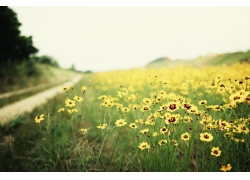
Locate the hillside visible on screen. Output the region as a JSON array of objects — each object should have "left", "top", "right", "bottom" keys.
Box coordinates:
[
  {"left": 146, "top": 49, "right": 250, "bottom": 68},
  {"left": 0, "top": 62, "right": 81, "bottom": 93}
]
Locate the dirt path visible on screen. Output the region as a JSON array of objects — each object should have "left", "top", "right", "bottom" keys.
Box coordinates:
[
  {"left": 0, "top": 75, "right": 82, "bottom": 125},
  {"left": 0, "top": 78, "right": 69, "bottom": 99}
]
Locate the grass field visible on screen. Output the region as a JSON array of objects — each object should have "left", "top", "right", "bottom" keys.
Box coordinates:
[
  {"left": 1, "top": 61, "right": 250, "bottom": 172},
  {"left": 0, "top": 63, "right": 81, "bottom": 108}
]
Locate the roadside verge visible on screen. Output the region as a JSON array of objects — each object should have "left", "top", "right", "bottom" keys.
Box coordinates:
[{"left": 0, "top": 75, "right": 82, "bottom": 125}]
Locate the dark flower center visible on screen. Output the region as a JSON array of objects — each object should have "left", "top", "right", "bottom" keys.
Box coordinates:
[
  {"left": 234, "top": 96, "right": 240, "bottom": 101},
  {"left": 169, "top": 104, "right": 176, "bottom": 110},
  {"left": 204, "top": 134, "right": 209, "bottom": 139},
  {"left": 168, "top": 117, "right": 176, "bottom": 123},
  {"left": 184, "top": 104, "right": 191, "bottom": 110}
]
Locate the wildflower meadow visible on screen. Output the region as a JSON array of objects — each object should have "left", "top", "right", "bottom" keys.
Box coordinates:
[{"left": 34, "top": 62, "right": 250, "bottom": 172}]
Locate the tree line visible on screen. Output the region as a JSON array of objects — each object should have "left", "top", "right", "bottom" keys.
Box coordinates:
[{"left": 0, "top": 6, "right": 58, "bottom": 67}]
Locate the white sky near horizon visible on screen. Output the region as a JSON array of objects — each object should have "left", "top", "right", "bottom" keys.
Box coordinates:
[{"left": 8, "top": 1, "right": 250, "bottom": 72}]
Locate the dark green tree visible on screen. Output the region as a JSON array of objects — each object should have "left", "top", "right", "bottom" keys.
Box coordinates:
[
  {"left": 33, "top": 55, "right": 59, "bottom": 67},
  {"left": 0, "top": 6, "right": 38, "bottom": 65}
]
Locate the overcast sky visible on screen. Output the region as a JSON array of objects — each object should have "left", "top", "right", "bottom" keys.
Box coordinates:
[{"left": 10, "top": 4, "right": 250, "bottom": 72}]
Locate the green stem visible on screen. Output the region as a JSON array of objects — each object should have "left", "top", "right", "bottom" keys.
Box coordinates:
[{"left": 103, "top": 128, "right": 122, "bottom": 171}]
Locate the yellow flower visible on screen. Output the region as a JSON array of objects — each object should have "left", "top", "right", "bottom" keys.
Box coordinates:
[
  {"left": 145, "top": 119, "right": 155, "bottom": 126},
  {"left": 171, "top": 140, "right": 178, "bottom": 146},
  {"left": 65, "top": 98, "right": 76, "bottom": 107},
  {"left": 232, "top": 125, "right": 242, "bottom": 133},
  {"left": 246, "top": 96, "right": 250, "bottom": 105},
  {"left": 211, "top": 147, "right": 222, "bottom": 157},
  {"left": 200, "top": 119, "right": 210, "bottom": 126},
  {"left": 131, "top": 104, "right": 139, "bottom": 111},
  {"left": 58, "top": 108, "right": 65, "bottom": 112},
  {"left": 166, "top": 102, "right": 179, "bottom": 112},
  {"left": 117, "top": 91, "right": 127, "bottom": 98},
  {"left": 224, "top": 132, "right": 232, "bottom": 139},
  {"left": 138, "top": 142, "right": 150, "bottom": 150},
  {"left": 141, "top": 105, "right": 151, "bottom": 112},
  {"left": 181, "top": 132, "right": 191, "bottom": 141},
  {"left": 100, "top": 97, "right": 115, "bottom": 107},
  {"left": 200, "top": 132, "right": 213, "bottom": 142},
  {"left": 158, "top": 140, "right": 167, "bottom": 146},
  {"left": 135, "top": 119, "right": 144, "bottom": 124},
  {"left": 183, "top": 116, "right": 192, "bottom": 123},
  {"left": 160, "top": 127, "right": 171, "bottom": 135},
  {"left": 229, "top": 92, "right": 244, "bottom": 103},
  {"left": 121, "top": 107, "right": 130, "bottom": 112},
  {"left": 115, "top": 103, "right": 123, "bottom": 110},
  {"left": 152, "top": 132, "right": 159, "bottom": 137},
  {"left": 73, "top": 96, "right": 83, "bottom": 102},
  {"left": 81, "top": 86, "right": 87, "bottom": 91},
  {"left": 140, "top": 128, "right": 149, "bottom": 134},
  {"left": 165, "top": 114, "right": 179, "bottom": 124},
  {"left": 34, "top": 114, "right": 44, "bottom": 124},
  {"left": 62, "top": 86, "right": 70, "bottom": 91},
  {"left": 97, "top": 95, "right": 107, "bottom": 100},
  {"left": 199, "top": 100, "right": 207, "bottom": 105},
  {"left": 115, "top": 119, "right": 127, "bottom": 127},
  {"left": 218, "top": 120, "right": 231, "bottom": 131},
  {"left": 129, "top": 123, "right": 138, "bottom": 129},
  {"left": 220, "top": 164, "right": 232, "bottom": 172},
  {"left": 240, "top": 124, "right": 249, "bottom": 134},
  {"left": 187, "top": 105, "right": 199, "bottom": 114},
  {"left": 67, "top": 108, "right": 78, "bottom": 114},
  {"left": 142, "top": 98, "right": 152, "bottom": 105},
  {"left": 97, "top": 123, "right": 107, "bottom": 130},
  {"left": 80, "top": 128, "right": 87, "bottom": 133}
]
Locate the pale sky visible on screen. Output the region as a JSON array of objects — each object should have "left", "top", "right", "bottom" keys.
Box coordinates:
[{"left": 10, "top": 5, "right": 250, "bottom": 72}]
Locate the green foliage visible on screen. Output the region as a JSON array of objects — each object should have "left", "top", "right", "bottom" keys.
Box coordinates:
[
  {"left": 239, "top": 50, "right": 250, "bottom": 63},
  {"left": 0, "top": 6, "right": 38, "bottom": 65},
  {"left": 0, "top": 60, "right": 42, "bottom": 93},
  {"left": 0, "top": 6, "right": 41, "bottom": 93},
  {"left": 207, "top": 51, "right": 250, "bottom": 66},
  {"left": 84, "top": 70, "right": 92, "bottom": 74},
  {"left": 0, "top": 98, "right": 65, "bottom": 171},
  {"left": 31, "top": 55, "right": 59, "bottom": 67},
  {"left": 0, "top": 61, "right": 80, "bottom": 93}
]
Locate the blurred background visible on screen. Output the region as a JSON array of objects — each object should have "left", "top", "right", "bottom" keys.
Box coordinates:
[{"left": 6, "top": 6, "right": 250, "bottom": 72}]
